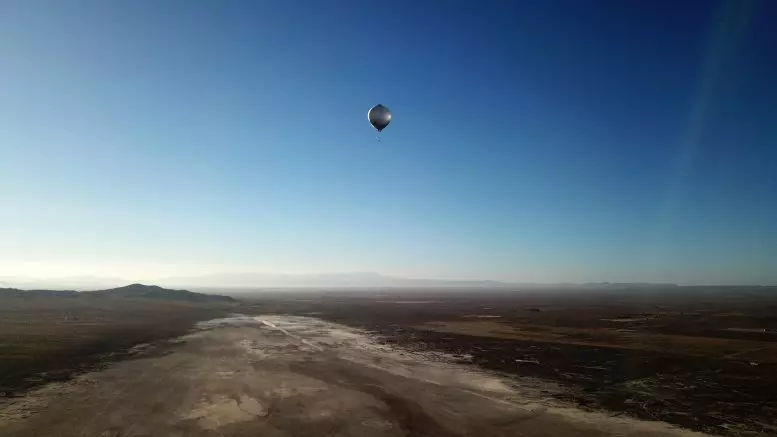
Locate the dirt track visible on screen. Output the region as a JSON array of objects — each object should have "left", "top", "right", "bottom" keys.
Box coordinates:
[{"left": 0, "top": 315, "right": 711, "bottom": 437}]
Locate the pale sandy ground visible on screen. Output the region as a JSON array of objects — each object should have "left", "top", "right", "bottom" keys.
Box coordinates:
[{"left": 0, "top": 315, "right": 713, "bottom": 437}]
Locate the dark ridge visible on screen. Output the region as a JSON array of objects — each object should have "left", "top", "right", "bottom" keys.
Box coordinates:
[
  {"left": 0, "top": 283, "right": 236, "bottom": 303},
  {"left": 0, "top": 288, "right": 80, "bottom": 298},
  {"left": 90, "top": 283, "right": 236, "bottom": 302}
]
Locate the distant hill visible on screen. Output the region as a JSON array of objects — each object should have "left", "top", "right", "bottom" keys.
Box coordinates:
[
  {"left": 0, "top": 283, "right": 235, "bottom": 303},
  {"left": 90, "top": 284, "right": 236, "bottom": 302}
]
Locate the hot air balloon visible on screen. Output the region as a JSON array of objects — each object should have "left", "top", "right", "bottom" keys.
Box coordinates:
[{"left": 368, "top": 104, "right": 391, "bottom": 132}]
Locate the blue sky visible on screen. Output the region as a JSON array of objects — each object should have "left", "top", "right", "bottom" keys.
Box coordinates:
[{"left": 1, "top": 0, "right": 775, "bottom": 284}]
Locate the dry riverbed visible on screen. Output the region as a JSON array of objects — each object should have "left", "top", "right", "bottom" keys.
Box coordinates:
[{"left": 0, "top": 315, "right": 712, "bottom": 437}]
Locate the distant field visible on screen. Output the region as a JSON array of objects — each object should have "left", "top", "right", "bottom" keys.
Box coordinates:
[
  {"left": 415, "top": 320, "right": 777, "bottom": 362},
  {"left": 4, "top": 286, "right": 777, "bottom": 436},
  {"left": 236, "top": 287, "right": 777, "bottom": 435},
  {"left": 0, "top": 295, "right": 233, "bottom": 396}
]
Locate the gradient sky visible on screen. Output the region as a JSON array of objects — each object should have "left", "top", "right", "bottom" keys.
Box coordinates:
[{"left": 1, "top": 0, "right": 775, "bottom": 284}]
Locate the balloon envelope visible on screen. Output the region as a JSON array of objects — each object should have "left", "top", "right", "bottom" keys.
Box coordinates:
[{"left": 368, "top": 104, "right": 391, "bottom": 132}]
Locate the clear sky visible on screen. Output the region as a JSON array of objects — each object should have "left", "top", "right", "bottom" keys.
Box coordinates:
[{"left": 1, "top": 1, "right": 775, "bottom": 285}]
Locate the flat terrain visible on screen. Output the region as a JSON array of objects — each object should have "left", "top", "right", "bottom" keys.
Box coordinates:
[
  {"left": 0, "top": 293, "right": 234, "bottom": 396},
  {"left": 2, "top": 286, "right": 776, "bottom": 436},
  {"left": 1, "top": 315, "right": 710, "bottom": 437},
  {"left": 237, "top": 287, "right": 777, "bottom": 436}
]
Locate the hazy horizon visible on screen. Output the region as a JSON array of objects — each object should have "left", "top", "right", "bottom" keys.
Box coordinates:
[
  {"left": 2, "top": 1, "right": 775, "bottom": 285},
  {"left": 1, "top": 270, "right": 773, "bottom": 289}
]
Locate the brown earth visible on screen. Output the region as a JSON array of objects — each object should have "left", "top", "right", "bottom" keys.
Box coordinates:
[
  {"left": 236, "top": 287, "right": 777, "bottom": 436},
  {"left": 0, "top": 315, "right": 712, "bottom": 437},
  {"left": 2, "top": 287, "right": 776, "bottom": 436},
  {"left": 0, "top": 295, "right": 234, "bottom": 397}
]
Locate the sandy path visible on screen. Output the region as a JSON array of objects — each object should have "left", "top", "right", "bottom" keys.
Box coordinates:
[{"left": 0, "top": 315, "right": 711, "bottom": 437}]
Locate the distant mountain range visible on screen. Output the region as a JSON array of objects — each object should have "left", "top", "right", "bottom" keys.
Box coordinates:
[
  {"left": 0, "top": 272, "right": 683, "bottom": 290},
  {"left": 154, "top": 272, "right": 514, "bottom": 288},
  {"left": 154, "top": 272, "right": 681, "bottom": 289},
  {"left": 0, "top": 275, "right": 129, "bottom": 291},
  {"left": 0, "top": 283, "right": 236, "bottom": 303}
]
